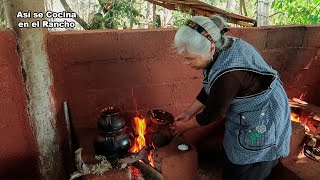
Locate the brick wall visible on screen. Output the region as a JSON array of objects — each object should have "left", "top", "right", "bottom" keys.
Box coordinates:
[
  {"left": 47, "top": 26, "right": 320, "bottom": 158},
  {"left": 47, "top": 29, "right": 202, "bottom": 132},
  {"left": 229, "top": 26, "right": 320, "bottom": 104},
  {"left": 0, "top": 30, "right": 39, "bottom": 179}
]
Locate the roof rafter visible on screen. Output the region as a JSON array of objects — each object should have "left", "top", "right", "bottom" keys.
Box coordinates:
[{"left": 145, "top": 0, "right": 257, "bottom": 27}]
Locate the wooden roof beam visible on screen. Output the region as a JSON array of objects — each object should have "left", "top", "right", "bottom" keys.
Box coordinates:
[{"left": 147, "top": 0, "right": 256, "bottom": 26}]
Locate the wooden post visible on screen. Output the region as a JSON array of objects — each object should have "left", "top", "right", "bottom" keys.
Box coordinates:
[{"left": 257, "top": 0, "right": 270, "bottom": 26}]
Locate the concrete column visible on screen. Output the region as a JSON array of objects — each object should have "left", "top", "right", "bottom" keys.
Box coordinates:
[{"left": 3, "top": 0, "right": 63, "bottom": 179}]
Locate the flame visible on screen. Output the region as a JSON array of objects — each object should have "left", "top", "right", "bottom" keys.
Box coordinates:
[
  {"left": 290, "top": 112, "right": 300, "bottom": 123},
  {"left": 148, "top": 150, "right": 155, "bottom": 167},
  {"left": 130, "top": 116, "right": 147, "bottom": 153},
  {"left": 148, "top": 143, "right": 155, "bottom": 167},
  {"left": 129, "top": 115, "right": 156, "bottom": 167}
]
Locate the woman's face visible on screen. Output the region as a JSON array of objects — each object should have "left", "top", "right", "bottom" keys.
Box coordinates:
[
  {"left": 180, "top": 43, "right": 216, "bottom": 70},
  {"left": 181, "top": 53, "right": 211, "bottom": 70}
]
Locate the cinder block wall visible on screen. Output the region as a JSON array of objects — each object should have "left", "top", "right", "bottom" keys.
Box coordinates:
[
  {"left": 47, "top": 26, "right": 320, "bottom": 135},
  {"left": 229, "top": 26, "right": 320, "bottom": 103},
  {"left": 47, "top": 29, "right": 202, "bottom": 132},
  {"left": 0, "top": 30, "right": 39, "bottom": 179}
]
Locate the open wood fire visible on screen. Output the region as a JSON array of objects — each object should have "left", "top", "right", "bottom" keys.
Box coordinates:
[
  {"left": 69, "top": 109, "right": 169, "bottom": 179},
  {"left": 129, "top": 115, "right": 155, "bottom": 168},
  {"left": 289, "top": 94, "right": 320, "bottom": 162}
]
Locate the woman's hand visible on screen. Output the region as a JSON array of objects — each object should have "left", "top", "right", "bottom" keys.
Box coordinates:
[
  {"left": 174, "top": 111, "right": 192, "bottom": 121},
  {"left": 171, "top": 118, "right": 200, "bottom": 136}
]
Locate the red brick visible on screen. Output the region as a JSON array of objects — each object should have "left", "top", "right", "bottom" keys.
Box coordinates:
[
  {"left": 304, "top": 84, "right": 320, "bottom": 106},
  {"left": 173, "top": 81, "right": 203, "bottom": 104},
  {"left": 0, "top": 100, "right": 26, "bottom": 127},
  {"left": 260, "top": 50, "right": 287, "bottom": 71},
  {"left": 124, "top": 85, "right": 175, "bottom": 110},
  {"left": 0, "top": 30, "right": 18, "bottom": 66},
  {"left": 0, "top": 30, "right": 38, "bottom": 179},
  {"left": 284, "top": 86, "right": 309, "bottom": 99},
  {"left": 47, "top": 31, "right": 120, "bottom": 64},
  {"left": 88, "top": 88, "right": 131, "bottom": 113},
  {"left": 303, "top": 26, "right": 320, "bottom": 48},
  {"left": 147, "top": 59, "right": 202, "bottom": 83},
  {"left": 279, "top": 70, "right": 296, "bottom": 88},
  {"left": 0, "top": 126, "right": 30, "bottom": 156},
  {"left": 65, "top": 90, "right": 93, "bottom": 128},
  {"left": 118, "top": 29, "right": 177, "bottom": 60},
  {"left": 88, "top": 61, "right": 149, "bottom": 89},
  {"left": 313, "top": 49, "right": 320, "bottom": 67},
  {"left": 67, "top": 88, "right": 133, "bottom": 128},
  {"left": 283, "top": 48, "right": 319, "bottom": 70},
  {"left": 64, "top": 64, "right": 90, "bottom": 90},
  {"left": 291, "top": 67, "right": 320, "bottom": 86},
  {"left": 227, "top": 27, "right": 268, "bottom": 50},
  {"left": 75, "top": 127, "right": 96, "bottom": 158},
  {"left": 0, "top": 83, "right": 12, "bottom": 99},
  {"left": 266, "top": 26, "right": 305, "bottom": 49}
]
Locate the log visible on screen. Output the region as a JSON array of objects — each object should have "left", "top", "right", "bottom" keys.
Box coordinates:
[
  {"left": 70, "top": 147, "right": 148, "bottom": 179},
  {"left": 133, "top": 161, "right": 164, "bottom": 180}
]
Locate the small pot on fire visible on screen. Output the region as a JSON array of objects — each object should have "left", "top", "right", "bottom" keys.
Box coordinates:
[
  {"left": 146, "top": 109, "right": 174, "bottom": 148},
  {"left": 94, "top": 107, "right": 132, "bottom": 159}
]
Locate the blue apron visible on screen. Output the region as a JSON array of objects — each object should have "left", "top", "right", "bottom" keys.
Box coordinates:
[{"left": 203, "top": 38, "right": 292, "bottom": 165}]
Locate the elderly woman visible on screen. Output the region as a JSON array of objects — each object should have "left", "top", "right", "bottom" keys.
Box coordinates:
[{"left": 171, "top": 15, "right": 292, "bottom": 180}]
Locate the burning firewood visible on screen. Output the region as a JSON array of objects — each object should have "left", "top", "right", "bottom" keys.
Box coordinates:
[
  {"left": 133, "top": 161, "right": 164, "bottom": 180},
  {"left": 69, "top": 148, "right": 112, "bottom": 179},
  {"left": 69, "top": 147, "right": 147, "bottom": 179}
]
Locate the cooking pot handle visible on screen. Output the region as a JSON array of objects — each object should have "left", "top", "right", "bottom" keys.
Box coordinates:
[{"left": 105, "top": 136, "right": 115, "bottom": 147}]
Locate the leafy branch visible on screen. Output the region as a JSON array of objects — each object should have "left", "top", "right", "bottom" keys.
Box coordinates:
[{"left": 60, "top": 0, "right": 89, "bottom": 29}]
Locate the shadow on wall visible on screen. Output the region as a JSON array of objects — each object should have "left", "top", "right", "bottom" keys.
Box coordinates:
[{"left": 0, "top": 156, "right": 40, "bottom": 180}]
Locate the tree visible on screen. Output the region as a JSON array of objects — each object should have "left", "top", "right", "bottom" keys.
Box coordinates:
[
  {"left": 60, "top": 0, "right": 89, "bottom": 29},
  {"left": 171, "top": 8, "right": 192, "bottom": 28},
  {"left": 271, "top": 0, "right": 320, "bottom": 25},
  {"left": 0, "top": 0, "right": 7, "bottom": 28},
  {"left": 88, "top": 0, "right": 143, "bottom": 29}
]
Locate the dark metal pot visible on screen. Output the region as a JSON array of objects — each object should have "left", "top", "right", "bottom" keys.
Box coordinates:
[
  {"left": 146, "top": 109, "right": 174, "bottom": 148},
  {"left": 94, "top": 129, "right": 132, "bottom": 159},
  {"left": 97, "top": 107, "right": 126, "bottom": 132}
]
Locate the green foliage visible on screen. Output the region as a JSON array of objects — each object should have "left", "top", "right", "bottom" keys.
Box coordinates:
[
  {"left": 171, "top": 8, "right": 192, "bottom": 28},
  {"left": 201, "top": 0, "right": 257, "bottom": 24},
  {"left": 89, "top": 0, "right": 143, "bottom": 29},
  {"left": 271, "top": 0, "right": 320, "bottom": 25}
]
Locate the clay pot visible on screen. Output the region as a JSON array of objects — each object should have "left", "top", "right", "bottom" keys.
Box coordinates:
[
  {"left": 94, "top": 107, "right": 131, "bottom": 159},
  {"left": 146, "top": 109, "right": 174, "bottom": 148},
  {"left": 94, "top": 130, "right": 132, "bottom": 159},
  {"left": 97, "top": 107, "right": 126, "bottom": 132}
]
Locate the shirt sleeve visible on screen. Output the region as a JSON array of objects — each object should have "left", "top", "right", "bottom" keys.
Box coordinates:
[
  {"left": 196, "top": 71, "right": 247, "bottom": 126},
  {"left": 196, "top": 87, "right": 208, "bottom": 105}
]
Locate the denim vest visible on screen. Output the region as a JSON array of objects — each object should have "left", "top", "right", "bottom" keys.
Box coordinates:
[{"left": 203, "top": 38, "right": 292, "bottom": 165}]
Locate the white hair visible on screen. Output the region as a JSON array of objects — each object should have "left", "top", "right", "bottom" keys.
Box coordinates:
[{"left": 173, "top": 15, "right": 229, "bottom": 59}]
